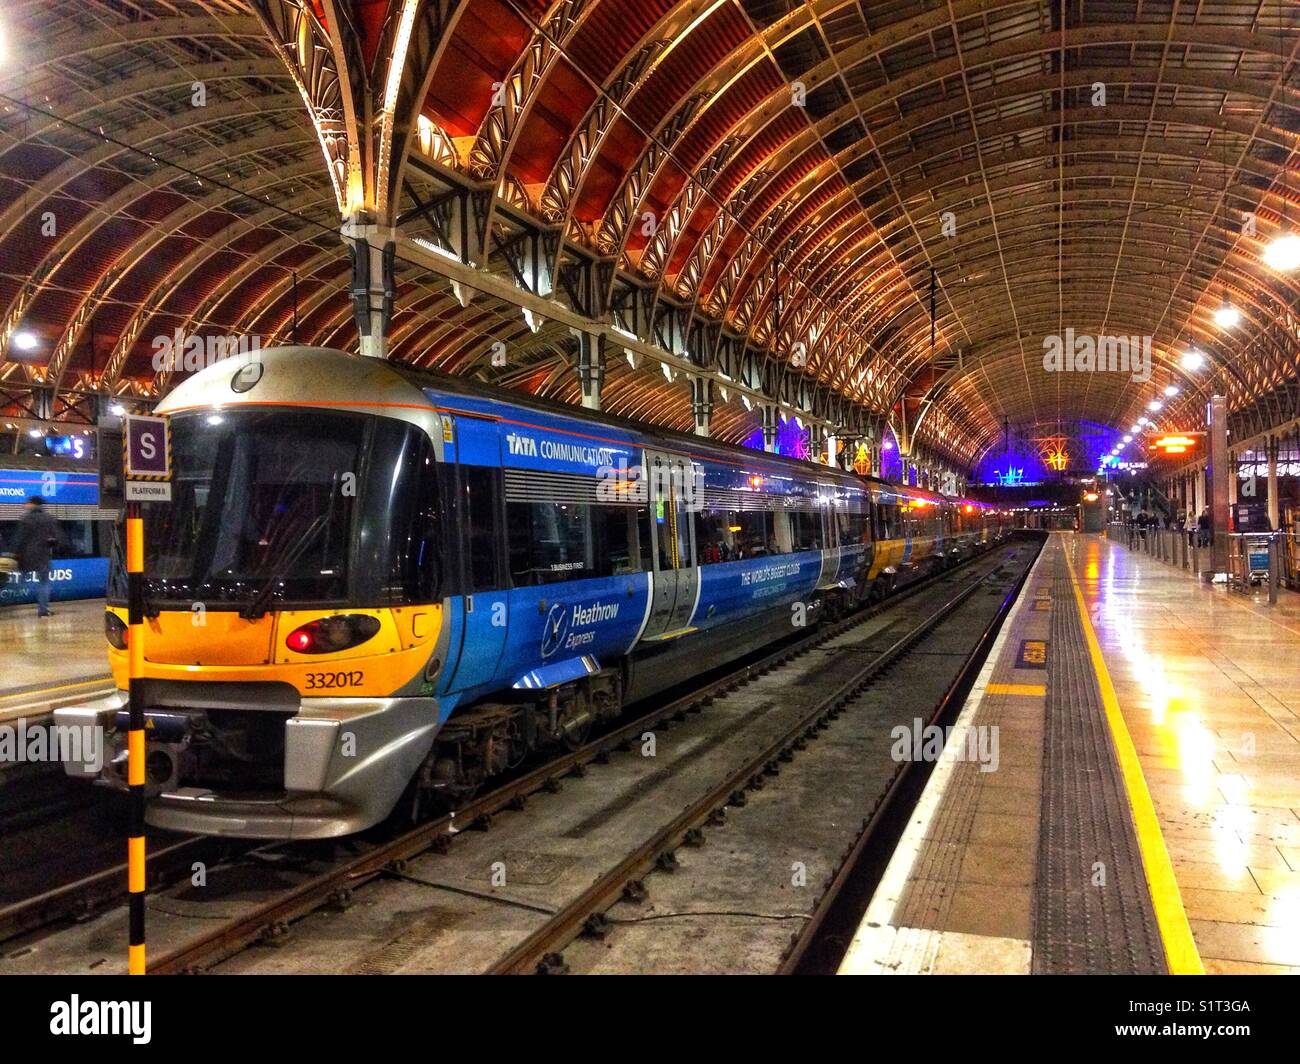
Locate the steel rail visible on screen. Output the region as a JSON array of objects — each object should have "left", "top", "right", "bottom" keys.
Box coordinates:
[
  {"left": 777, "top": 541, "right": 1040, "bottom": 973},
  {"left": 145, "top": 542, "right": 1009, "bottom": 974},
  {"left": 0, "top": 538, "right": 1004, "bottom": 972},
  {"left": 483, "top": 553, "right": 1018, "bottom": 974}
]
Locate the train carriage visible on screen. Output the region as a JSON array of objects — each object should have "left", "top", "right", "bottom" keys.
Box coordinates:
[{"left": 56, "top": 347, "right": 1006, "bottom": 838}]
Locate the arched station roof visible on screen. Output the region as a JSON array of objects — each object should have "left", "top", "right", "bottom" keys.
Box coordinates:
[{"left": 0, "top": 0, "right": 1296, "bottom": 471}]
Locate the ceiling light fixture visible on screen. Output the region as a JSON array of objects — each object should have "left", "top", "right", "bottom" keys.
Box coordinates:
[
  {"left": 1213, "top": 292, "right": 1240, "bottom": 327},
  {"left": 1264, "top": 232, "right": 1300, "bottom": 272}
]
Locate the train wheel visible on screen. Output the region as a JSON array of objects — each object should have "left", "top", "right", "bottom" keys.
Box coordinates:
[{"left": 560, "top": 686, "right": 594, "bottom": 750}]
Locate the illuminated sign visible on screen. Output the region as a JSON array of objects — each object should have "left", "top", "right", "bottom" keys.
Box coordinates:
[
  {"left": 1045, "top": 446, "right": 1069, "bottom": 471},
  {"left": 43, "top": 434, "right": 94, "bottom": 460},
  {"left": 994, "top": 467, "right": 1025, "bottom": 487},
  {"left": 0, "top": 468, "right": 99, "bottom": 505},
  {"left": 852, "top": 442, "right": 870, "bottom": 475},
  {"left": 1151, "top": 434, "right": 1198, "bottom": 455}
]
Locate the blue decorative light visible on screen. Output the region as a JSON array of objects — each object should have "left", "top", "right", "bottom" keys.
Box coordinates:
[
  {"left": 741, "top": 416, "right": 810, "bottom": 459},
  {"left": 879, "top": 424, "right": 903, "bottom": 481}
]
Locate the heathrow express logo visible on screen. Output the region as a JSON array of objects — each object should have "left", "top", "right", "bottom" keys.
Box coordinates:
[
  {"left": 540, "top": 600, "right": 621, "bottom": 658},
  {"left": 540, "top": 602, "right": 571, "bottom": 659}
]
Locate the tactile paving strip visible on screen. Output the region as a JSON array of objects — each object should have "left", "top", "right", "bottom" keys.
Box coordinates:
[{"left": 1031, "top": 553, "right": 1167, "bottom": 974}]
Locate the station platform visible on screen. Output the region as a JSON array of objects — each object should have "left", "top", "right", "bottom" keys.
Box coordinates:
[
  {"left": 0, "top": 600, "right": 113, "bottom": 723},
  {"left": 841, "top": 532, "right": 1300, "bottom": 976}
]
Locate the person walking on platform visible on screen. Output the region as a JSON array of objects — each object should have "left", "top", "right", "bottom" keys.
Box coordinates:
[
  {"left": 1197, "top": 506, "right": 1211, "bottom": 548},
  {"left": 7, "top": 496, "right": 65, "bottom": 617}
]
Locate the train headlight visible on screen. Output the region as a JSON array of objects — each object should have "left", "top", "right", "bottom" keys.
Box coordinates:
[
  {"left": 105, "top": 612, "right": 128, "bottom": 650},
  {"left": 285, "top": 614, "right": 382, "bottom": 655}
]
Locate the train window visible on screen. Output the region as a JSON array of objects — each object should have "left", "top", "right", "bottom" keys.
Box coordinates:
[
  {"left": 371, "top": 422, "right": 440, "bottom": 604},
  {"left": 883, "top": 503, "right": 901, "bottom": 539},
  {"left": 693, "top": 509, "right": 733, "bottom": 564},
  {"left": 849, "top": 511, "right": 870, "bottom": 544},
  {"left": 599, "top": 504, "right": 646, "bottom": 575},
  {"left": 738, "top": 509, "right": 775, "bottom": 557},
  {"left": 693, "top": 507, "right": 773, "bottom": 561},
  {"left": 636, "top": 505, "right": 652, "bottom": 570},
  {"left": 144, "top": 409, "right": 365, "bottom": 607},
  {"left": 833, "top": 511, "right": 856, "bottom": 546},
  {"left": 461, "top": 465, "right": 501, "bottom": 592},
  {"left": 788, "top": 509, "right": 823, "bottom": 551},
  {"left": 507, "top": 501, "right": 596, "bottom": 585}
]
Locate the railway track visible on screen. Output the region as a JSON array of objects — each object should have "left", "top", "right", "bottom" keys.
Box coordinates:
[
  {"left": 0, "top": 537, "right": 1029, "bottom": 974},
  {"left": 491, "top": 541, "right": 1037, "bottom": 974}
]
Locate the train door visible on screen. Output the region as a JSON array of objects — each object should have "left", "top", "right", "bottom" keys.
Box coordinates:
[
  {"left": 641, "top": 451, "right": 700, "bottom": 638},
  {"left": 444, "top": 442, "right": 509, "bottom": 692},
  {"left": 816, "top": 491, "right": 838, "bottom": 588}
]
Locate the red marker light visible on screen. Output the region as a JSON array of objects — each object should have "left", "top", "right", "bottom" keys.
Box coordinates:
[{"left": 284, "top": 614, "right": 381, "bottom": 655}]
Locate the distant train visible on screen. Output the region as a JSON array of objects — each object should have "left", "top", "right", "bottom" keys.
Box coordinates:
[{"left": 57, "top": 347, "right": 1010, "bottom": 838}]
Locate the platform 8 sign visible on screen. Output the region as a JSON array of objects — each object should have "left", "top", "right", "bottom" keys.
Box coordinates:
[{"left": 124, "top": 414, "right": 171, "bottom": 501}]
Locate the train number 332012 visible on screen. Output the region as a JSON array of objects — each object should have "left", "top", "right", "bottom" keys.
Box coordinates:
[{"left": 305, "top": 670, "right": 365, "bottom": 690}]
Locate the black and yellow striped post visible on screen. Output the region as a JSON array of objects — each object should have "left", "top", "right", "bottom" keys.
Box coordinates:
[
  {"left": 125, "top": 500, "right": 146, "bottom": 974},
  {"left": 120, "top": 412, "right": 169, "bottom": 974}
]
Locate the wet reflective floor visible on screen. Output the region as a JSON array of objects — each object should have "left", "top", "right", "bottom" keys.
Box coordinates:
[
  {"left": 0, "top": 599, "right": 111, "bottom": 722},
  {"left": 1071, "top": 533, "right": 1300, "bottom": 974}
]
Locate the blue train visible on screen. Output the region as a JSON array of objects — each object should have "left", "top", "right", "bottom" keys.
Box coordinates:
[{"left": 56, "top": 347, "right": 1007, "bottom": 838}]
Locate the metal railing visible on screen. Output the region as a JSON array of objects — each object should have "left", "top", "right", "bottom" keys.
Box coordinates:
[{"left": 1105, "top": 522, "right": 1285, "bottom": 604}]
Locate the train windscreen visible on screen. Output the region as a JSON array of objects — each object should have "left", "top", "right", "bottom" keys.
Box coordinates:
[
  {"left": 140, "top": 409, "right": 364, "bottom": 610},
  {"left": 136, "top": 409, "right": 440, "bottom": 612}
]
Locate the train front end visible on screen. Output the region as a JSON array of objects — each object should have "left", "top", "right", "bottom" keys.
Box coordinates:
[{"left": 54, "top": 347, "right": 449, "bottom": 838}]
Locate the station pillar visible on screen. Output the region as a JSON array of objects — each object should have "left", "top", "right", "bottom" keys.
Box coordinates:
[
  {"left": 807, "top": 423, "right": 824, "bottom": 464},
  {"left": 1208, "top": 395, "right": 1229, "bottom": 574},
  {"left": 690, "top": 376, "right": 713, "bottom": 438},
  {"left": 761, "top": 404, "right": 779, "bottom": 453},
  {"left": 342, "top": 216, "right": 396, "bottom": 360},
  {"left": 1267, "top": 436, "right": 1280, "bottom": 531},
  {"left": 574, "top": 331, "right": 605, "bottom": 411},
  {"left": 824, "top": 433, "right": 837, "bottom": 467}
]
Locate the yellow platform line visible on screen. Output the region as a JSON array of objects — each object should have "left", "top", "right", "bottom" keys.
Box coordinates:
[
  {"left": 985, "top": 682, "right": 1046, "bottom": 696},
  {"left": 1063, "top": 542, "right": 1204, "bottom": 975},
  {"left": 0, "top": 677, "right": 110, "bottom": 704}
]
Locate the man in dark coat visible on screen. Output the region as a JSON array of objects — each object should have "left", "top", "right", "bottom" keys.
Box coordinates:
[{"left": 9, "top": 496, "right": 65, "bottom": 616}]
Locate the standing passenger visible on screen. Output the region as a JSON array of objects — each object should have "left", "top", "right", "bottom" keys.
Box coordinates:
[{"left": 7, "top": 496, "right": 65, "bottom": 617}]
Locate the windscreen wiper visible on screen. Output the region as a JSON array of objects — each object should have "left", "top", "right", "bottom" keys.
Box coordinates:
[{"left": 239, "top": 514, "right": 330, "bottom": 621}]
